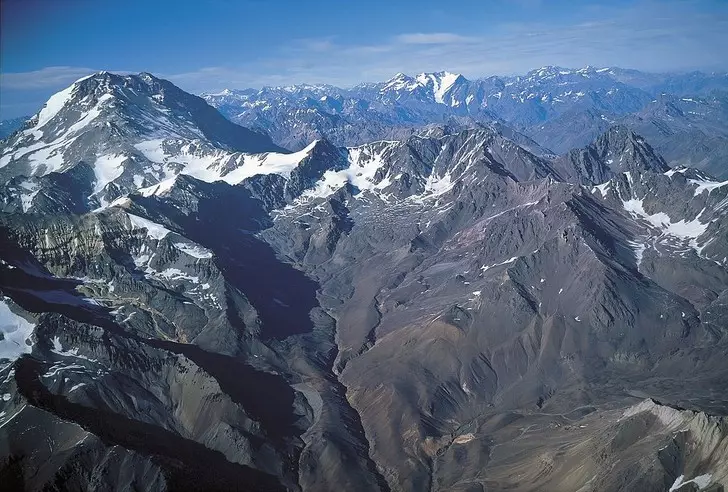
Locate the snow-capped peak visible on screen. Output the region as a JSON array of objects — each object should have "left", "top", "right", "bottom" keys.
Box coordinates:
[
  {"left": 0, "top": 71, "right": 285, "bottom": 210},
  {"left": 415, "top": 71, "right": 464, "bottom": 104},
  {"left": 74, "top": 71, "right": 108, "bottom": 84},
  {"left": 382, "top": 72, "right": 419, "bottom": 92},
  {"left": 380, "top": 71, "right": 465, "bottom": 104}
]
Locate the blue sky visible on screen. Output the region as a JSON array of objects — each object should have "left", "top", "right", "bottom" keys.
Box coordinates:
[{"left": 1, "top": 0, "right": 727, "bottom": 118}]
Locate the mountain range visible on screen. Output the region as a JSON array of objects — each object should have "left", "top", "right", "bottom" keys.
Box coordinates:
[
  {"left": 201, "top": 66, "right": 728, "bottom": 179},
  {"left": 1, "top": 71, "right": 728, "bottom": 491}
]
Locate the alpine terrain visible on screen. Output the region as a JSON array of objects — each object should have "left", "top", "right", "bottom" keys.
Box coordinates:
[
  {"left": 202, "top": 66, "right": 728, "bottom": 179},
  {"left": 1, "top": 71, "right": 728, "bottom": 492}
]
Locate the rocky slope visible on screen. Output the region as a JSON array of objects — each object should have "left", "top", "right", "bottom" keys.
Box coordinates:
[
  {"left": 2, "top": 73, "right": 728, "bottom": 492},
  {"left": 530, "top": 91, "right": 728, "bottom": 177}
]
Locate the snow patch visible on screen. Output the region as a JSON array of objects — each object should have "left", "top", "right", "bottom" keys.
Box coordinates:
[
  {"left": 665, "top": 167, "right": 689, "bottom": 177},
  {"left": 433, "top": 72, "right": 461, "bottom": 104},
  {"left": 139, "top": 177, "right": 177, "bottom": 196},
  {"left": 223, "top": 140, "right": 318, "bottom": 183},
  {"left": 18, "top": 181, "right": 40, "bottom": 212},
  {"left": 628, "top": 240, "right": 647, "bottom": 268},
  {"left": 0, "top": 301, "right": 35, "bottom": 363},
  {"left": 481, "top": 256, "right": 519, "bottom": 272},
  {"left": 669, "top": 474, "right": 713, "bottom": 492},
  {"left": 690, "top": 178, "right": 728, "bottom": 197},
  {"left": 423, "top": 171, "right": 454, "bottom": 196},
  {"left": 154, "top": 268, "right": 200, "bottom": 284},
  {"left": 593, "top": 182, "right": 610, "bottom": 198},
  {"left": 622, "top": 198, "right": 709, "bottom": 244},
  {"left": 298, "top": 142, "right": 395, "bottom": 200},
  {"left": 49, "top": 336, "right": 95, "bottom": 362},
  {"left": 127, "top": 214, "right": 171, "bottom": 240},
  {"left": 109, "top": 196, "right": 132, "bottom": 208},
  {"left": 174, "top": 242, "right": 213, "bottom": 259},
  {"left": 93, "top": 154, "right": 127, "bottom": 194}
]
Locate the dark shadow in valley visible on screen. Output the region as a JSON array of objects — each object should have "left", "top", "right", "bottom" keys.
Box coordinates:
[
  {"left": 131, "top": 178, "right": 321, "bottom": 340},
  {"left": 148, "top": 338, "right": 301, "bottom": 444},
  {"left": 1, "top": 230, "right": 302, "bottom": 456},
  {"left": 13, "top": 356, "right": 285, "bottom": 492},
  {"left": 215, "top": 234, "right": 320, "bottom": 340}
]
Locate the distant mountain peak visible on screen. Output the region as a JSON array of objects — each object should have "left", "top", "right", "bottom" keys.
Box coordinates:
[
  {"left": 528, "top": 65, "right": 570, "bottom": 77},
  {"left": 209, "top": 88, "right": 235, "bottom": 97},
  {"left": 381, "top": 72, "right": 418, "bottom": 92},
  {"left": 419, "top": 70, "right": 463, "bottom": 79},
  {"left": 379, "top": 71, "right": 467, "bottom": 105},
  {"left": 195, "top": 66, "right": 728, "bottom": 176}
]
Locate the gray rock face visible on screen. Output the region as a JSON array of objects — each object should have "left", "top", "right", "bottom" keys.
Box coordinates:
[
  {"left": 2, "top": 72, "right": 728, "bottom": 492},
  {"left": 531, "top": 92, "right": 728, "bottom": 179},
  {"left": 619, "top": 92, "right": 728, "bottom": 178},
  {"left": 552, "top": 125, "right": 670, "bottom": 184}
]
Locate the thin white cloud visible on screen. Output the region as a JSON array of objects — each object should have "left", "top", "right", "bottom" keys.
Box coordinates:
[
  {"left": 395, "top": 32, "right": 480, "bottom": 45},
  {"left": 295, "top": 37, "right": 336, "bottom": 52},
  {"left": 164, "top": 67, "right": 295, "bottom": 92},
  {"left": 0, "top": 66, "right": 99, "bottom": 89},
  {"left": 0, "top": 65, "right": 138, "bottom": 92}
]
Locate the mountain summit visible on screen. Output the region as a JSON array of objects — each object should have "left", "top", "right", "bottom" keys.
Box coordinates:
[
  {"left": 0, "top": 72, "right": 290, "bottom": 209},
  {"left": 9, "top": 71, "right": 281, "bottom": 153}
]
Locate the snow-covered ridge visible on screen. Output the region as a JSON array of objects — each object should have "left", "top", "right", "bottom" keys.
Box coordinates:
[
  {"left": 381, "top": 73, "right": 421, "bottom": 93},
  {"left": 295, "top": 141, "right": 398, "bottom": 201},
  {"left": 590, "top": 169, "right": 726, "bottom": 264},
  {"left": 28, "top": 72, "right": 113, "bottom": 133},
  {"left": 127, "top": 213, "right": 214, "bottom": 260},
  {"left": 132, "top": 138, "right": 318, "bottom": 186},
  {"left": 128, "top": 213, "right": 172, "bottom": 240},
  {"left": 0, "top": 90, "right": 117, "bottom": 172},
  {"left": 689, "top": 177, "right": 728, "bottom": 196}
]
